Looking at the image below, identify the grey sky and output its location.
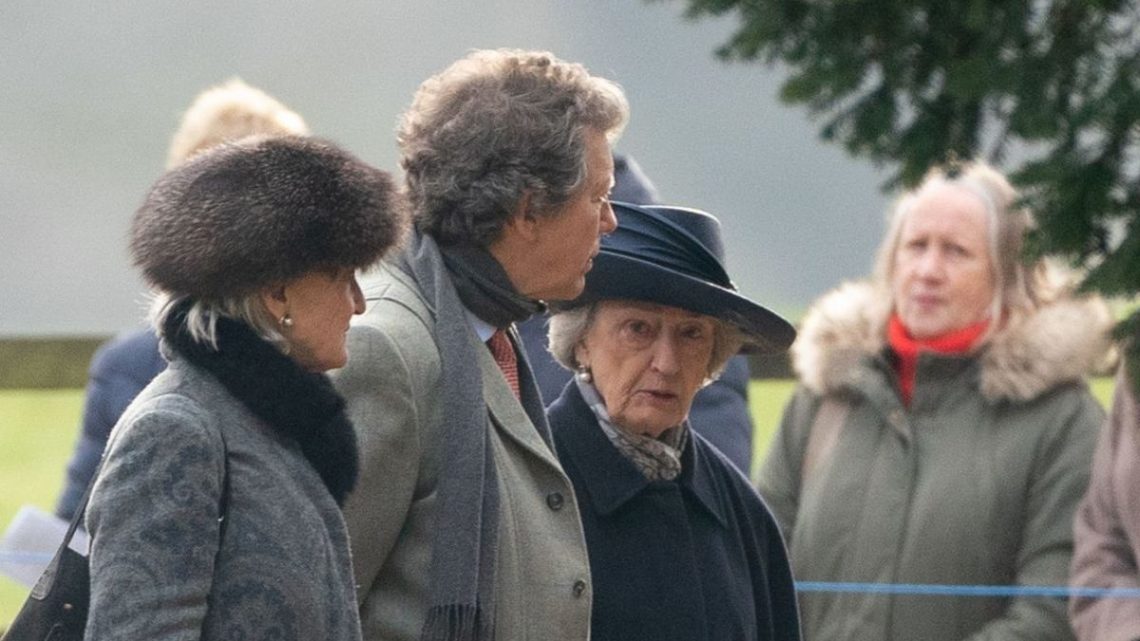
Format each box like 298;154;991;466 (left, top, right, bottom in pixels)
0;0;891;336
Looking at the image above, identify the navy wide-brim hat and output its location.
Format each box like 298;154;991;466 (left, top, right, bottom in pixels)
562;201;796;354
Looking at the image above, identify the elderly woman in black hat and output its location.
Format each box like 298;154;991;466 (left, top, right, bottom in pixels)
83;136;406;640
546;202;802;641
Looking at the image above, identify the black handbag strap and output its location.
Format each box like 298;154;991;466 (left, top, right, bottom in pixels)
3;415;233;641
59;463;100;554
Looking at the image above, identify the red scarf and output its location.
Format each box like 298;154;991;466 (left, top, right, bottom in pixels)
886;313;989;406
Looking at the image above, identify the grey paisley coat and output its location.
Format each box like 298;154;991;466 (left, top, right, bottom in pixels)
85;356;361;641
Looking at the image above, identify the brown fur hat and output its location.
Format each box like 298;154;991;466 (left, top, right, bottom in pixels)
132;135;407;300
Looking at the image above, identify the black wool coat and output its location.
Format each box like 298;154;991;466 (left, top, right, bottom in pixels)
548;382;803;641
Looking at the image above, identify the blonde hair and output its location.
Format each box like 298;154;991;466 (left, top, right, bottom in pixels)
165;78;309;168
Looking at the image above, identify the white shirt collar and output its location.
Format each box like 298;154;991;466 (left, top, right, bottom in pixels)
464;307;497;342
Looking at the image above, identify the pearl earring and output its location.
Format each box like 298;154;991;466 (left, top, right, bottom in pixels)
576;366;592;383
280;314;294;328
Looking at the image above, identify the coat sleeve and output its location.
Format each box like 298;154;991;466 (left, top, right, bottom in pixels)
1069;374;1140;641
84;398;225;641
334;322;427;605
964;387;1103;641
755;385;818;543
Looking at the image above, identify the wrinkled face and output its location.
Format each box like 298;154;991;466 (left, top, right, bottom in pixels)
523;128;617;301
278;267;366;372
891;183;996;339
575;300;716;437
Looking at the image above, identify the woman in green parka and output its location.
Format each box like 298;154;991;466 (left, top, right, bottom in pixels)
757;161;1111;641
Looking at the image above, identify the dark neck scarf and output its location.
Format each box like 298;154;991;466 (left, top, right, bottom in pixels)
887;313;989;407
162;300;358;505
394;231;552;641
438;243;545;328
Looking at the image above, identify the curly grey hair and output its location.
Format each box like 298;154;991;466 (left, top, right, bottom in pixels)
398;48;629;246
547;302;744;382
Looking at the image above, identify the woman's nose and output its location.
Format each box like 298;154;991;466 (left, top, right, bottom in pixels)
650;337;681;375
915;248;945;280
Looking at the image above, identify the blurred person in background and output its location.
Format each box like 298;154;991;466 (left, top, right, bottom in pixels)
518;154;759;473
758;161;1110;641
1069;361;1140;640
85;136;406;639
544;202;800;640
334;49;627;641
54;78;310;520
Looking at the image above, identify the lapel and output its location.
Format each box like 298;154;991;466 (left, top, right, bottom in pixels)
478;328;563;471
551;382;729;527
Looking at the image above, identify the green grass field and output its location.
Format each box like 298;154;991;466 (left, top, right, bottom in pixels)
0;378;1118;628
0;389;84;628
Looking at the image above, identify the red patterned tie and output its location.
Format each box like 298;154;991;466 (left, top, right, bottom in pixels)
487;328;520;399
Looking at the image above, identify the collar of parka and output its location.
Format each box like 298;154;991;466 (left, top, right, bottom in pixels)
792;280;1115;403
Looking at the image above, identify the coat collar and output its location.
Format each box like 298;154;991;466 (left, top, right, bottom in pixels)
549;382;728;528
792;280;1114;402
480;326;559;466
162;301;359;506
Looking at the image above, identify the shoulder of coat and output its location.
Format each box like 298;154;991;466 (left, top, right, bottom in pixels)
792;280;890;395
980;295;1114;402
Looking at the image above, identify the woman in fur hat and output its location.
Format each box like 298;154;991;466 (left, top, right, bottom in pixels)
83;135;406;641
545;202;802;641
55;78;311;521
757;161;1110;641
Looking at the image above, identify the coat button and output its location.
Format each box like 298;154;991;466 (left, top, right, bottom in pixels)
546;492;564;511
572;579;587;598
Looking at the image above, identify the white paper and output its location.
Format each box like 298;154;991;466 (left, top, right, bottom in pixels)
0;505;89;588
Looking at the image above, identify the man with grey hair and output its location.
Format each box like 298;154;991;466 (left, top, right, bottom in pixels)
335;49;628;641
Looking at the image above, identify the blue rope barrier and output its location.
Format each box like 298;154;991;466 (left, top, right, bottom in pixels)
796;581;1140;599
6;551;1140;600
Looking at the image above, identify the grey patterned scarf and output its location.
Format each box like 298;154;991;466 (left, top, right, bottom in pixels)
575;375;689;481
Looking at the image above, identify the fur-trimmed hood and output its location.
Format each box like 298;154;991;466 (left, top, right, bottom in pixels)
793;280;1114;402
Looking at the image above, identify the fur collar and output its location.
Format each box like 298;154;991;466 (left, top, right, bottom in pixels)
163;302;358;505
792;280;1114;402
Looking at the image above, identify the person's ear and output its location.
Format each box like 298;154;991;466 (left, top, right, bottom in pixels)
502;191;540;243
259;284;289;322
573;340;590;370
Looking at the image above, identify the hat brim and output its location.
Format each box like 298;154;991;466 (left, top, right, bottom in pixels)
572;251;796;354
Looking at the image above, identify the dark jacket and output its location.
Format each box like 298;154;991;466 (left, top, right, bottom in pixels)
549;381;802;641
56;328;166;519
518;314;755;472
